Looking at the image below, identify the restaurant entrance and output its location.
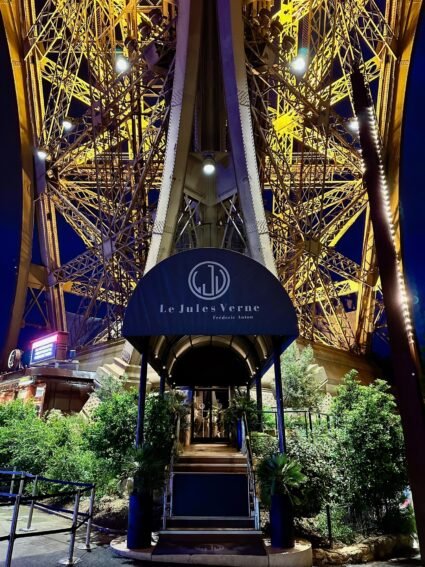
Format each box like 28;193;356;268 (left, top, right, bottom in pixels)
191;387;229;442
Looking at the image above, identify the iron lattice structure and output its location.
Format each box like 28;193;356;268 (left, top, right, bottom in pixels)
1;0;417;352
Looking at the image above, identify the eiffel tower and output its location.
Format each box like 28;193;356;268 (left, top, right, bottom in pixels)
1;0;424;558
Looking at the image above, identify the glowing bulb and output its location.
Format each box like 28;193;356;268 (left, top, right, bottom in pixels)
115;55;130;73
62;119;73;131
37;149;47;160
348;118;359;132
289;55;307;75
202;156;216;175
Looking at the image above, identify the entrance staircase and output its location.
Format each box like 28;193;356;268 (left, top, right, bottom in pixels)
159;443;262;552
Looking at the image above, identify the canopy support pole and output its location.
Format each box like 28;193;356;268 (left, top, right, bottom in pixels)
135;339;149;448
273;337;286;453
256;373;263;432
159;373;166;396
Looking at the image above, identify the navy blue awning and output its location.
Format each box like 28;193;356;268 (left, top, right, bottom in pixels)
122;249;298;385
123;248;298;341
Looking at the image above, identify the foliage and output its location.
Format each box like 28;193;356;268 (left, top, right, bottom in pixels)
39;412;96;485
316;505;357;544
330;372;408;515
0;402;96;490
262;406;277;430
84;388;139;477
287;431;335;517
144;391;189;460
0;400;46;473
280;345;324;410
126;445;169;494
256;453;306;508
250;432;278;459
119;391;189;495
95;374;128;401
381;505;416;536
224;395;259;432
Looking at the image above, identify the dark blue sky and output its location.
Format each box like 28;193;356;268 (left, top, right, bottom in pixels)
0;17;25;362
399;5;425;360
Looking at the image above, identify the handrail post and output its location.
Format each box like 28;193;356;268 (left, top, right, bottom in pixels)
242;412;261;531
78;486;95;551
5;472;25;567
21;475;38;532
163;414;180;528
59;489;81;566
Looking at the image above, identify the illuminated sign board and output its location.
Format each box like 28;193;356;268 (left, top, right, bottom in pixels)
30;332;69;366
30;334;58;364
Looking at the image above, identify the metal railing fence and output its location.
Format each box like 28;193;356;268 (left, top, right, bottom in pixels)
0;469;95;567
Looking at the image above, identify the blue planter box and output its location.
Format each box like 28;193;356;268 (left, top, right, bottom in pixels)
127;492;153;549
270;493;295;548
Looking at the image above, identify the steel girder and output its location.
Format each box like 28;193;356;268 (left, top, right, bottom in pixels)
1;0;421;354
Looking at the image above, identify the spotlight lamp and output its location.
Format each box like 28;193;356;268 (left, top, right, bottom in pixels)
289;48;308;76
347;117;359;133
62;118;74;132
115;54;130;74
36;148;48;160
202;155;216;175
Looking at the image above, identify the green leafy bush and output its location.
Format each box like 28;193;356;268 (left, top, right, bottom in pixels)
224;395;259;432
331;373;408;515
84;388;138;477
250;432;278;459
287;431;335;517
316;505;356;544
144;391;189;459
281;345;324;410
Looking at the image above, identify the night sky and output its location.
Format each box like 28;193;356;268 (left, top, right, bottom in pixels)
0;17;25;363
400;6;425;361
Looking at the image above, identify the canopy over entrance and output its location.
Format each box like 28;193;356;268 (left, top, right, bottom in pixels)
122;248;298;386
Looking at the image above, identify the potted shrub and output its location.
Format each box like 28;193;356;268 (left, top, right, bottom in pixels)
224;395;259;449
257;453;306;548
126;444;168;549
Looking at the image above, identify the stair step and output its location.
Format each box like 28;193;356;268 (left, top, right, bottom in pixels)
179;456;246;464
174;463;247;473
166;517;255;529
159;530;263;537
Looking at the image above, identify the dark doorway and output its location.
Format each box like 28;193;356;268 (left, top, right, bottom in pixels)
192;387;229;442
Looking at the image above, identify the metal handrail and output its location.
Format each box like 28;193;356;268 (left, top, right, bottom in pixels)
162;414;180;529
241;413;260;530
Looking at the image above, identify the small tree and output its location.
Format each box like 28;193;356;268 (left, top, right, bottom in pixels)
281;345;324;409
331;372;408;518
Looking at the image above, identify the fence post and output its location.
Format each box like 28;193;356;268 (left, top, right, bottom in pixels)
78;486;95;551
5;473;25;567
9;467;17;495
59;490;81;566
308;410;313;438
326;503;333;548
21;475;38;532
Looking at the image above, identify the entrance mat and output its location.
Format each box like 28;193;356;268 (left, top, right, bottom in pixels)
153;537;267;556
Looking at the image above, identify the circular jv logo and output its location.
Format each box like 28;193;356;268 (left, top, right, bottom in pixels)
188;261;230;301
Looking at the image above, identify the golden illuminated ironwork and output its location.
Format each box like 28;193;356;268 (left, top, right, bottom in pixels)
0;0;421;353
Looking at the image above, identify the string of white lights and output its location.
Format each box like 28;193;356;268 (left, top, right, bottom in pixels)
363;106;415;343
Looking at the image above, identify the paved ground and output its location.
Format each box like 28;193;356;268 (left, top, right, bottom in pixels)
0;504;422;566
